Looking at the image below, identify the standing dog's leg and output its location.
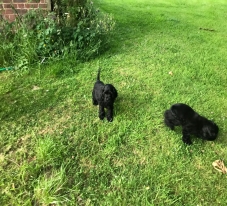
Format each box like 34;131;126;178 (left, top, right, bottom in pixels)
106;105;114;122
99;105;105;120
182;129;192;145
92;90;98;105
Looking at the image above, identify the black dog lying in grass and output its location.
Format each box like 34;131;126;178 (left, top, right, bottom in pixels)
92;69;118;122
164;103;219;145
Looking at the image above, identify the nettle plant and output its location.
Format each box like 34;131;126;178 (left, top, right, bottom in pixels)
0;0;115;68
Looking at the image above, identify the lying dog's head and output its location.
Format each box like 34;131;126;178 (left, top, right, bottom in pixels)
202;120;219;141
170;103;196;121
102;84;118;104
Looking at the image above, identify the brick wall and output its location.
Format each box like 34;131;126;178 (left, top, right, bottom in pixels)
1;0;51;22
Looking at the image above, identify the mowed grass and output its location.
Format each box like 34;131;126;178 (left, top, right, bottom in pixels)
1;0;227;205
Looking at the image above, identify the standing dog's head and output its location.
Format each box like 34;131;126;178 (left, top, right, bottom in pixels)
102;84;118;104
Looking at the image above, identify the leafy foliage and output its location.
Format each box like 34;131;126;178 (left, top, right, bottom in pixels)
0;0;115;68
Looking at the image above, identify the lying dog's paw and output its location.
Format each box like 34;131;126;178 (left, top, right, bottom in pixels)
182;136;192;145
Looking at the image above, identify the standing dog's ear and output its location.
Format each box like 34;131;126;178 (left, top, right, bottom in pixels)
112;87;118;99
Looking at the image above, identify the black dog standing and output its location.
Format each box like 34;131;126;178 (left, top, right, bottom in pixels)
164;103;219;145
92;69;118;122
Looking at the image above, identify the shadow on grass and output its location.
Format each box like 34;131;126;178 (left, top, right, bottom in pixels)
0;60;81;122
98;1;194;55
114;91;154;120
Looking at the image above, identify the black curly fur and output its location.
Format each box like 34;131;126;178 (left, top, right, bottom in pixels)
164;103;219;145
92;69;118;122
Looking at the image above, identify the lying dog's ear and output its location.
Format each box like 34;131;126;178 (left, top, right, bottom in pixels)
202;125;212;138
202;122;218;141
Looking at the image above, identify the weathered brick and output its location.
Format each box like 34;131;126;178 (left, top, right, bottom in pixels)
3;14;10;20
16;8;27;14
25;3;38;8
3;0;13;3
29;0;41;3
16;3;25;8
2;0;48;22
2;9;14;14
8;14;16;21
3;4;13;9
13;0;27;3
38;3;47;9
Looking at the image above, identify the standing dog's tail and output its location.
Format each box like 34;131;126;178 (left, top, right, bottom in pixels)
97;68;101;81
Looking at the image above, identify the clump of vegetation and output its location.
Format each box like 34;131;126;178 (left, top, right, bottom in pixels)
0;0;115;68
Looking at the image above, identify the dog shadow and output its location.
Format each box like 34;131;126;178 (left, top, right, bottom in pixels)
114;92;153;118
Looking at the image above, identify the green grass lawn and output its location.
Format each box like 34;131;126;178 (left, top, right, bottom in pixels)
1;0;227;205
